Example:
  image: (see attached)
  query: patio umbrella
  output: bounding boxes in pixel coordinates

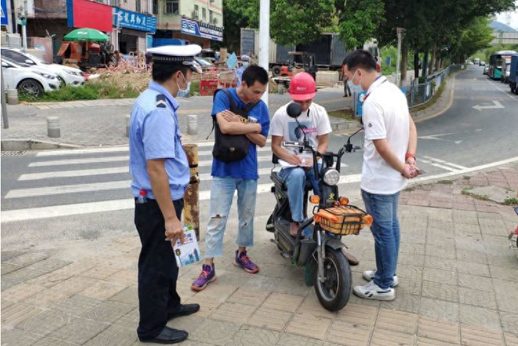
[64,28,109,42]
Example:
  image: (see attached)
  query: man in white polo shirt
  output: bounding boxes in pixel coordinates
[343,49,419,301]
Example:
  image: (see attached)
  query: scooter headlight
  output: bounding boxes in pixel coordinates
[323,169,340,186]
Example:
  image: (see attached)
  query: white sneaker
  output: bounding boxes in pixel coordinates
[353,280,396,301]
[362,270,399,287]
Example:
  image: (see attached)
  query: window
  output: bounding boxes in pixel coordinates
[202,8,206,20]
[194,4,199,18]
[153,0,158,14]
[165,0,179,14]
[209,9,213,23]
[136,0,141,12]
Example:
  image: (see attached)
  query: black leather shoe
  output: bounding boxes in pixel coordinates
[139,326,188,344]
[167,303,200,321]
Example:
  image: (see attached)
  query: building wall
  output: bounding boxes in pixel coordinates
[183,0,223,27]
[491,32,518,45]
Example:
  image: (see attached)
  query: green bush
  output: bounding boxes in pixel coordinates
[20,80,140,102]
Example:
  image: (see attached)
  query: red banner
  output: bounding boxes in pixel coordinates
[68,0,112,32]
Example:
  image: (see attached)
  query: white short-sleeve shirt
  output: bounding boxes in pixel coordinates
[270,102,332,167]
[361,76,410,194]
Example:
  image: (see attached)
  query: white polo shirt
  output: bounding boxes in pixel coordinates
[361,76,409,194]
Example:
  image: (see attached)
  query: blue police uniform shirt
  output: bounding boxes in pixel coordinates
[129,81,190,200]
[211,88,270,180]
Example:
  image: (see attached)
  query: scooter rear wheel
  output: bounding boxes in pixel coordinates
[314,248,352,311]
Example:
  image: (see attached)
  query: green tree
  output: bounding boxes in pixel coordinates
[269,0,334,46]
[334,0,385,49]
[450,17,494,63]
[221,0,258,51]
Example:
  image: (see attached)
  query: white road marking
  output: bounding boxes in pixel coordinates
[19,167,130,181]
[418,133,456,141]
[36,146,130,157]
[4,155,518,223]
[6,180,131,199]
[422,156,468,170]
[472,100,504,111]
[29,156,129,167]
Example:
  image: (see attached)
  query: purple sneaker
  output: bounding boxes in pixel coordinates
[234,250,260,274]
[191,264,216,292]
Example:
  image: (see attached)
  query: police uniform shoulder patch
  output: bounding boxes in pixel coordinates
[156,94,167,108]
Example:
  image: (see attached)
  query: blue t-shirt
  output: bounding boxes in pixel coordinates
[211,88,270,180]
[129,81,189,200]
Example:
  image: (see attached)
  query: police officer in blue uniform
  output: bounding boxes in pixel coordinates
[129,44,202,344]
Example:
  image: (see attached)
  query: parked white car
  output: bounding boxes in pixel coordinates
[1,59,60,97]
[1,48,85,87]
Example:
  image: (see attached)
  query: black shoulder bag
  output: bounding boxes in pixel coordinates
[211,89,258,162]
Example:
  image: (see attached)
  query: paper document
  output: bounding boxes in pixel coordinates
[172,227,201,267]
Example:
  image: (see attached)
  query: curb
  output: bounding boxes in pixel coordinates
[1,139,83,151]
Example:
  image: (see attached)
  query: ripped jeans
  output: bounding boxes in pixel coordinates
[204,177,257,258]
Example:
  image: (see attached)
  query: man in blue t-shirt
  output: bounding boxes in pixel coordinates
[192,65,270,291]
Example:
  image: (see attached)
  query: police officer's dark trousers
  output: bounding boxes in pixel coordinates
[134,198,184,339]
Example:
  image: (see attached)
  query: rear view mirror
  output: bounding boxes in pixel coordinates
[25,59,35,65]
[514,207,518,215]
[287,102,302,118]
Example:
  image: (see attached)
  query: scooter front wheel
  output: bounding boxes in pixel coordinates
[314,248,352,311]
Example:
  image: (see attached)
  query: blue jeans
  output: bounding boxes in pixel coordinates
[361,189,400,290]
[205,177,257,258]
[279,167,319,223]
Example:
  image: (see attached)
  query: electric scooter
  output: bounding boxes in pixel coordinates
[266,102,372,311]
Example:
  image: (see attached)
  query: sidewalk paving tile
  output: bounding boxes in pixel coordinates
[417,317,460,344]
[375,309,418,335]
[1,303,45,330]
[1,282,45,303]
[261,292,305,313]
[247,306,293,331]
[189,319,240,345]
[422,280,459,302]
[326,319,371,346]
[210,301,257,325]
[499,311,518,334]
[32,336,79,346]
[0,328,41,346]
[419,297,459,322]
[51,294,103,317]
[285,312,332,340]
[504,332,518,346]
[83,324,138,346]
[276,333,325,345]
[225,325,281,346]
[80,280,128,300]
[16,308,71,337]
[370,328,415,346]
[460,325,505,345]
[226,287,269,307]
[48,318,110,345]
[79,300,135,323]
[459,305,501,331]
[108,285,138,305]
[458,286,497,309]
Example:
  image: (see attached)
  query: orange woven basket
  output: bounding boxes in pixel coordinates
[314,205,372,236]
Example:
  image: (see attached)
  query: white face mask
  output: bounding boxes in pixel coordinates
[176,72,191,98]
[351,69,364,90]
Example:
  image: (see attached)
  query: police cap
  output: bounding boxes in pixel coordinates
[147,44,202,73]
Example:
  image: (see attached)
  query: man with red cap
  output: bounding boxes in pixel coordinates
[270,72,332,237]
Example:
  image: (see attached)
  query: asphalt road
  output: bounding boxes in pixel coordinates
[2,65,517,252]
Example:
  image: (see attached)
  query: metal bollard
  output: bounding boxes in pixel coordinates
[47,116,60,138]
[187,114,198,135]
[125,114,130,137]
[183,144,200,239]
[7,89,19,105]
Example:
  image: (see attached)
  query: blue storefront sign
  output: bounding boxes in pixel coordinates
[113,8,156,33]
[181,18,223,42]
[1,0,9,26]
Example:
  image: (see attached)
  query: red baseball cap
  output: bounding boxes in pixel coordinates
[288,72,316,101]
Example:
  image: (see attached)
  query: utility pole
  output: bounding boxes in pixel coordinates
[396,27,405,87]
[17,0,28,50]
[1,67,9,129]
[259,0,269,106]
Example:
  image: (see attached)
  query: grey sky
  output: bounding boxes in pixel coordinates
[495,1,518,30]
